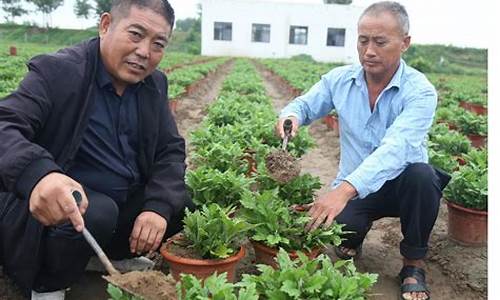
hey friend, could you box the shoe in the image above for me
[31,289,65,300]
[85,256,154,273]
[399,265,431,300]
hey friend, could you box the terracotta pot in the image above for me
[9,46,17,56]
[446,201,487,247]
[168,99,178,113]
[459,100,487,115]
[467,134,486,148]
[323,115,339,137]
[251,240,322,269]
[161,239,245,282]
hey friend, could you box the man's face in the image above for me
[99,6,171,92]
[357,12,410,79]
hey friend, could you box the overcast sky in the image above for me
[0,0,493,48]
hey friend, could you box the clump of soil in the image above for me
[105,271,177,300]
[266,149,300,183]
[163,235,204,260]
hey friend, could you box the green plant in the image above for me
[429,124,471,155]
[241,249,378,300]
[455,110,487,136]
[107,284,142,300]
[256,164,321,205]
[429,148,459,174]
[177,273,258,300]
[186,166,254,207]
[239,190,344,251]
[444,151,487,210]
[183,204,250,259]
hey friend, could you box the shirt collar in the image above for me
[350,59,405,90]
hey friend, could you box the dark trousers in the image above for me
[33,187,190,292]
[335,163,450,260]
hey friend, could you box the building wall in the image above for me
[201,0,363,63]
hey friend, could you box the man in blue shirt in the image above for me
[278,2,450,300]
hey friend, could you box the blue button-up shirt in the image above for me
[280,60,437,199]
[67,57,142,203]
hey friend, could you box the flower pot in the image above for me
[9,46,17,56]
[446,201,487,247]
[459,100,487,116]
[251,240,322,269]
[467,134,486,148]
[323,115,339,136]
[454,156,466,166]
[161,238,245,282]
[168,99,178,113]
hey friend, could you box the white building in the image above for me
[200,0,364,63]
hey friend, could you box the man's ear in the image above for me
[99,12,112,38]
[401,35,411,53]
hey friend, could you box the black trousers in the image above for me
[33,187,191,292]
[335,163,451,260]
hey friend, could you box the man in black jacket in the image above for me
[0,0,193,298]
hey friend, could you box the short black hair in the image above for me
[110,0,175,29]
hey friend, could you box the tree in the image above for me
[324,0,352,4]
[28,0,63,26]
[74,0,111,20]
[1,0,28,21]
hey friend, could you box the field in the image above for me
[0,40,487,299]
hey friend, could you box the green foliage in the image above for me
[186,166,254,207]
[429,148,459,174]
[107,284,142,300]
[428,128,471,156]
[241,249,377,300]
[408,56,432,73]
[177,273,258,300]
[183,204,250,259]
[239,190,344,251]
[256,164,322,205]
[444,149,487,210]
[455,110,487,136]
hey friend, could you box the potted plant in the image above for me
[241,249,378,299]
[323,110,339,136]
[458,95,487,115]
[443,148,487,246]
[239,190,344,268]
[455,110,487,148]
[177,272,258,300]
[161,204,250,282]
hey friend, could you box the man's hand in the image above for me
[130,211,167,255]
[29,172,88,232]
[276,116,299,138]
[305,182,357,232]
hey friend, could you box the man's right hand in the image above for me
[29,172,88,232]
[276,116,299,139]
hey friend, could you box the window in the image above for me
[252,23,271,43]
[214,22,232,41]
[326,28,345,46]
[289,26,308,45]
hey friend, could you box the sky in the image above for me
[0,0,493,49]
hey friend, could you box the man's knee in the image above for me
[84,190,119,242]
[402,163,441,191]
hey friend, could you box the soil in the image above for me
[104,271,177,300]
[265,149,301,183]
[162,235,204,260]
[254,61,487,300]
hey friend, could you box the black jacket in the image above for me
[0,38,190,289]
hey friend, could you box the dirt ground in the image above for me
[0,59,487,299]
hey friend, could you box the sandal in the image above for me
[334,244,362,260]
[399,265,431,300]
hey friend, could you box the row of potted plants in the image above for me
[157,60,376,297]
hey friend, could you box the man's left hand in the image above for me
[305,182,357,232]
[129,211,167,254]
